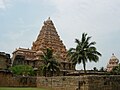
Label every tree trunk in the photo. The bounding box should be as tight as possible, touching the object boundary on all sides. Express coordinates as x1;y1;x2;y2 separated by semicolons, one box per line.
45;69;47;77
51;71;53;77
83;60;86;74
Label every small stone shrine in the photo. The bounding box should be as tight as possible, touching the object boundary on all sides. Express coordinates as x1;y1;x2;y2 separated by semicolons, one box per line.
106;53;119;72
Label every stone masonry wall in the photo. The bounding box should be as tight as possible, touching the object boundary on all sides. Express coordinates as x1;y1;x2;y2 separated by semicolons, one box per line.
37;75;120;90
1;72;120;90
0;56;7;69
0;71;36;87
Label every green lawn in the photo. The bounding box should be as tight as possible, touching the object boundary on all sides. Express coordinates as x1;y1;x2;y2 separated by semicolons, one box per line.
0;87;48;90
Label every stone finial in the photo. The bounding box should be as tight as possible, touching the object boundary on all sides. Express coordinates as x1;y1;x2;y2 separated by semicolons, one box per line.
48;17;50;20
112;53;114;56
44;17;51;25
46;17;51;22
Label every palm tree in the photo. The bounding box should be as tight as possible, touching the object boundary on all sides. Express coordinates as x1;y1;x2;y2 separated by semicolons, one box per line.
41;48;60;76
68;33;101;73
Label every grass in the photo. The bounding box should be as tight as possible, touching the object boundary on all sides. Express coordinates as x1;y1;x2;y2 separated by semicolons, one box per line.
0;87;48;90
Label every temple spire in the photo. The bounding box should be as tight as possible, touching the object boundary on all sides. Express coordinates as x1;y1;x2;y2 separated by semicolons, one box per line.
31;18;67;60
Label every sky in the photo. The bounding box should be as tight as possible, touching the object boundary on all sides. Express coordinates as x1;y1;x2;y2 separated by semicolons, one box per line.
0;0;120;70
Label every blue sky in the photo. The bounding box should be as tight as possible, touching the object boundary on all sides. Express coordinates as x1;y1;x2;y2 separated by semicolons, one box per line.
0;0;120;70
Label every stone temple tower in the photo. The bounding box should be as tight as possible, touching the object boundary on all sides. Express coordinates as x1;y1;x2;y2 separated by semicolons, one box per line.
106;53;119;72
12;17;74;76
31;17;67;60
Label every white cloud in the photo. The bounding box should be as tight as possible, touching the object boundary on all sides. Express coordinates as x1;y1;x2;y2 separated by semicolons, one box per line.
0;0;11;9
49;0;120;47
51;0;120;31
0;0;5;9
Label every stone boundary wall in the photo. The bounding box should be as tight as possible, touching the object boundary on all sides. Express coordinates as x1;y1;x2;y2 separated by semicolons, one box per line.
1;71;120;90
37;75;120;90
37;76;79;90
0;71;36;87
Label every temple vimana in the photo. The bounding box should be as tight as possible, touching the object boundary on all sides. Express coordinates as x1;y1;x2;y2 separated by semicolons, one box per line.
12;17;74;76
106;53;119;72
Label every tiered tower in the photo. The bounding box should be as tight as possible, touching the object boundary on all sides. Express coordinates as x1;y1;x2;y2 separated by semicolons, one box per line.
106;54;119;72
31;17;67;60
12;18;75;76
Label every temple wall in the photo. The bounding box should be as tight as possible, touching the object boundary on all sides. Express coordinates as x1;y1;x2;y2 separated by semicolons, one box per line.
0;56;7;69
1;72;120;90
37;75;120;90
0;71;36;87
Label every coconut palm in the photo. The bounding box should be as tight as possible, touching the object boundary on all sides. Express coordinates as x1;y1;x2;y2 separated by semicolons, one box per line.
68;33;101;73
41;48;60;76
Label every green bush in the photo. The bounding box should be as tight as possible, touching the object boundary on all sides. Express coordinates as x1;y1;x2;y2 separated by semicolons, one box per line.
10;65;35;76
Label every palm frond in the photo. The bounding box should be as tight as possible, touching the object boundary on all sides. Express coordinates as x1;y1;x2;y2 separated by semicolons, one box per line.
68;32;102;74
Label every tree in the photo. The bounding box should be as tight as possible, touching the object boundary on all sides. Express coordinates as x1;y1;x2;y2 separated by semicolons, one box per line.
40;48;60;76
93;67;98;71
99;67;105;72
111;64;120;75
68;33;102;73
10;65;35;76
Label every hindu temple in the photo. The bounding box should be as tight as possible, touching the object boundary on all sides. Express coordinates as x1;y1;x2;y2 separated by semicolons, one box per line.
106;53;119;72
12;17;74;76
